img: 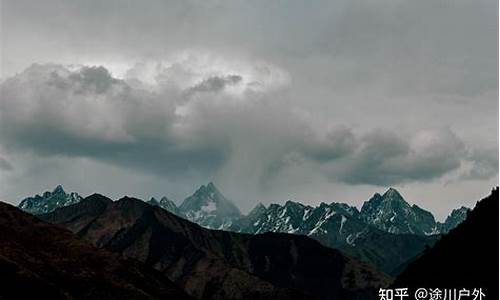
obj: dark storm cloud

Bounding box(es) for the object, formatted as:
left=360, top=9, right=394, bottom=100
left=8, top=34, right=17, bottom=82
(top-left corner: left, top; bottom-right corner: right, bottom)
left=4, top=0, right=497, bottom=91
left=67, top=66, right=121, bottom=94
left=301, top=127, right=357, bottom=162
left=186, top=75, right=242, bottom=95
left=0, top=64, right=230, bottom=177
left=261, top=127, right=483, bottom=187
left=2, top=64, right=490, bottom=188
left=259, top=127, right=357, bottom=184
left=336, top=129, right=466, bottom=185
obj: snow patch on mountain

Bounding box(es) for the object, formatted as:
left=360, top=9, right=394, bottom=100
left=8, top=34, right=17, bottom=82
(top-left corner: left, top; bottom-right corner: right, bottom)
left=201, top=201, right=217, bottom=212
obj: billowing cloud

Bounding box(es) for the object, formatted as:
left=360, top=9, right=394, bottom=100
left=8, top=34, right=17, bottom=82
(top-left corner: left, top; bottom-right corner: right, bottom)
left=335, top=129, right=466, bottom=185
left=1, top=62, right=496, bottom=194
left=1, top=63, right=496, bottom=189
left=461, top=147, right=499, bottom=180
left=0, top=63, right=230, bottom=177
left=261, top=127, right=491, bottom=187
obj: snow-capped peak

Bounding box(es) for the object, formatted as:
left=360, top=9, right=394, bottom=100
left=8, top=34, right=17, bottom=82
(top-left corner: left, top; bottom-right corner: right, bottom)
left=18, top=185, right=83, bottom=215
left=360, top=188, right=438, bottom=235
left=179, top=182, right=241, bottom=230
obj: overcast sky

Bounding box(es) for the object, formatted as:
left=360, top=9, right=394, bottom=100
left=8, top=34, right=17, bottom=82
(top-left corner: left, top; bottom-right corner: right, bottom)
left=0, top=0, right=498, bottom=220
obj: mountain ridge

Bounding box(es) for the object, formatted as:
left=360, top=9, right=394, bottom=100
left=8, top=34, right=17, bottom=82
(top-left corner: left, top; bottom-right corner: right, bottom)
left=228, top=195, right=438, bottom=275
left=19, top=184, right=468, bottom=275
left=0, top=200, right=192, bottom=300
left=148, top=196, right=181, bottom=216
left=38, top=194, right=390, bottom=300
left=17, top=184, right=467, bottom=234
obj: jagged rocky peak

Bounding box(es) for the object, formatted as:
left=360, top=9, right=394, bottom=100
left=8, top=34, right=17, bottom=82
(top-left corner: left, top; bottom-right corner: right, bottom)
left=360, top=187, right=438, bottom=235
left=160, top=197, right=182, bottom=216
left=18, top=185, right=83, bottom=215
left=438, top=206, right=470, bottom=234
left=53, top=184, right=65, bottom=194
left=381, top=188, right=409, bottom=206
left=148, top=197, right=160, bottom=206
left=160, top=196, right=177, bottom=206
left=148, top=196, right=181, bottom=215
left=179, top=182, right=241, bottom=229
left=385, top=187, right=403, bottom=198
left=181, top=182, right=240, bottom=215
left=284, top=200, right=305, bottom=207
left=361, top=188, right=411, bottom=216
left=281, top=200, right=309, bottom=215
left=448, top=206, right=469, bottom=220
left=283, top=200, right=310, bottom=216
left=248, top=202, right=267, bottom=217
left=328, top=202, right=360, bottom=217
left=39, top=185, right=66, bottom=198
left=253, top=202, right=267, bottom=210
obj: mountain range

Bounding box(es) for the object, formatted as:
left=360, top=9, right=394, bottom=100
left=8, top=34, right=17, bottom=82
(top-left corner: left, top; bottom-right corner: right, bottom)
left=18, top=184, right=468, bottom=236
left=36, top=194, right=389, bottom=299
left=5, top=185, right=496, bottom=299
left=17, top=183, right=468, bottom=275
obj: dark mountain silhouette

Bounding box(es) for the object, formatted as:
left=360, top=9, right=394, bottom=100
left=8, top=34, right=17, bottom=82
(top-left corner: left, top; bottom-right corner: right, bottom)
left=393, top=187, right=499, bottom=299
left=0, top=201, right=192, bottom=300
left=39, top=194, right=390, bottom=300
